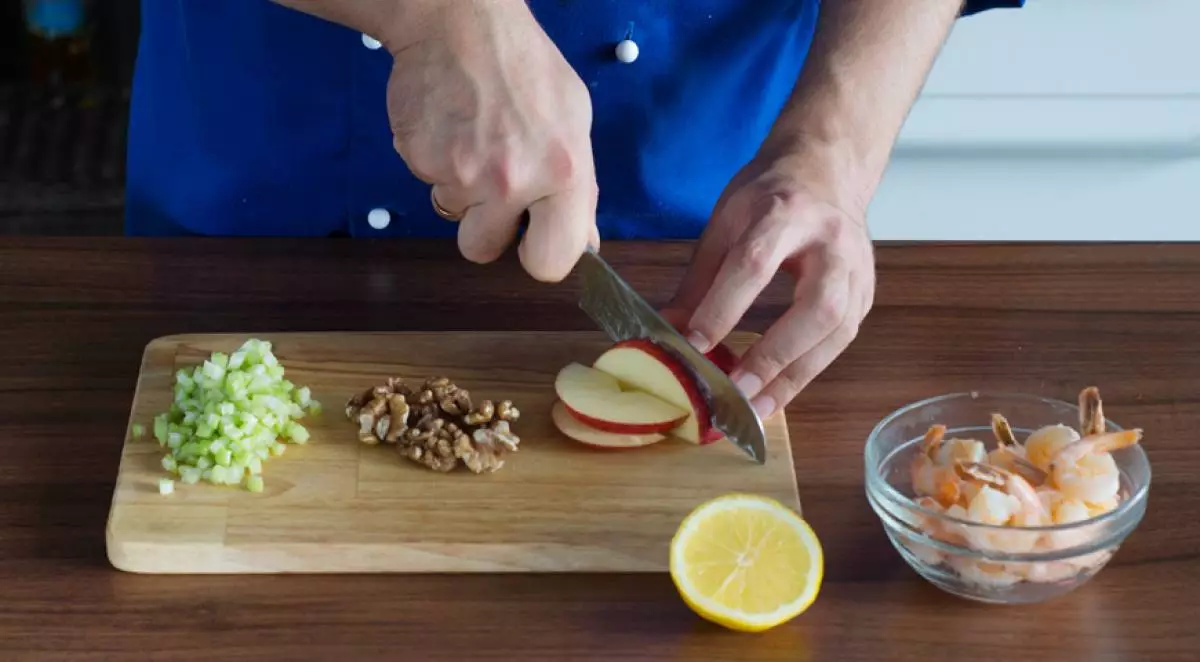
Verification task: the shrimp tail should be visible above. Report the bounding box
[1079,386,1106,436]
[954,461,1006,488]
[922,424,947,457]
[994,445,1049,484]
[1053,429,1143,468]
[991,413,1020,448]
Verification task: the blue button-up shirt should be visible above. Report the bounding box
[125,0,1022,238]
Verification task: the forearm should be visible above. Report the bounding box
[767,0,963,214]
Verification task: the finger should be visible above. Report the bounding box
[729,260,850,399]
[430,183,476,220]
[457,201,525,264]
[667,196,747,315]
[520,183,597,283]
[749,277,864,419]
[685,210,806,351]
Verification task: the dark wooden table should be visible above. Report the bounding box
[1,239,1197,661]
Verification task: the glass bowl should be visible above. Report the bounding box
[864,392,1151,604]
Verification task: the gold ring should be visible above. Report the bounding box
[431,189,465,222]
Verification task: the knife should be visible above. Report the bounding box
[575,247,768,464]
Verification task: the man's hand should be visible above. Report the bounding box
[663,148,874,420]
[274,0,598,282]
[666,0,964,417]
[386,2,598,282]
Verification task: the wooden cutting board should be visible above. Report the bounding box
[106,332,800,574]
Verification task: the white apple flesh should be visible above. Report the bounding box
[554,362,688,434]
[591,340,721,445]
[550,401,666,449]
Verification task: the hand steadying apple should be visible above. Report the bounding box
[662,150,874,421]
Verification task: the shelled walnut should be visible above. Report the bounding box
[344,376,521,474]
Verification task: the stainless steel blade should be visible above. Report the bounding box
[575,249,768,464]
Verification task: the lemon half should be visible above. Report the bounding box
[669,494,823,632]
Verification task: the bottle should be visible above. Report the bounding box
[23,0,95,88]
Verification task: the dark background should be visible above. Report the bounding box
[0,0,139,235]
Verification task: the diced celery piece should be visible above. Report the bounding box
[270,443,286,457]
[214,448,232,467]
[246,475,265,493]
[287,422,310,444]
[196,456,213,470]
[158,478,175,495]
[248,456,263,475]
[309,400,323,416]
[211,352,229,369]
[180,467,201,484]
[153,414,169,443]
[161,455,177,473]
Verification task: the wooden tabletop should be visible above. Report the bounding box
[0,238,1196,661]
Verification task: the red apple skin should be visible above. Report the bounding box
[551,401,665,450]
[705,343,739,375]
[606,339,720,445]
[562,401,684,435]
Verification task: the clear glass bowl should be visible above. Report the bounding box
[864,392,1151,604]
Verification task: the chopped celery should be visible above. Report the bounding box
[153,415,169,443]
[150,338,319,492]
[286,422,310,444]
[131,423,146,439]
[158,478,175,495]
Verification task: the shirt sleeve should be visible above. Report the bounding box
[960,0,1025,16]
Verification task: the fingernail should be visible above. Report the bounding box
[751,395,777,420]
[732,371,762,398]
[687,331,711,353]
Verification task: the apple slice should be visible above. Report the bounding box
[705,343,739,375]
[551,401,666,449]
[554,362,688,434]
[592,340,720,445]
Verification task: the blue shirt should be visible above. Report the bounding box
[125,0,1022,238]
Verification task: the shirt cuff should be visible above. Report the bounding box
[961,0,1025,17]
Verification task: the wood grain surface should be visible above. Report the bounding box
[106,331,796,573]
[1,238,1198,661]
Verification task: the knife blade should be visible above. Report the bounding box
[575,248,768,464]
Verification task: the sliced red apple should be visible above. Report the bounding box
[705,343,739,375]
[551,401,666,449]
[554,362,688,434]
[592,340,720,445]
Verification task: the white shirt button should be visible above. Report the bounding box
[615,39,640,64]
[367,208,391,230]
[361,33,383,50]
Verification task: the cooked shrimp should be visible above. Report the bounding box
[1042,496,1094,550]
[957,462,1050,526]
[903,496,948,566]
[956,462,1047,553]
[1025,424,1081,472]
[910,425,965,507]
[1050,429,1142,503]
[1085,495,1120,517]
[949,557,1021,588]
[988,413,1049,484]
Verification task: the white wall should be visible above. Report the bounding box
[871,1,1200,241]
